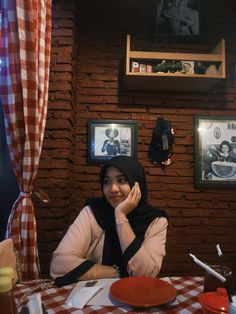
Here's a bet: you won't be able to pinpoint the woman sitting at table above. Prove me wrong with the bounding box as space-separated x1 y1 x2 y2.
50 156 168 286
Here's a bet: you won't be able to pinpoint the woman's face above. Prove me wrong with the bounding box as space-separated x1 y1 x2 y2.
102 166 131 208
221 144 229 155
108 130 115 139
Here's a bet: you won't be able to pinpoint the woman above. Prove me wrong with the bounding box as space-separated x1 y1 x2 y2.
101 128 121 156
50 156 168 286
218 140 232 161
204 140 233 179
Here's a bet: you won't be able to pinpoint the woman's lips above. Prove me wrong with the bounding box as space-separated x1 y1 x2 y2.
109 196 123 204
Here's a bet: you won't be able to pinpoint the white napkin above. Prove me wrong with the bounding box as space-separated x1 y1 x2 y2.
66 278 121 309
66 285 102 309
26 293 43 314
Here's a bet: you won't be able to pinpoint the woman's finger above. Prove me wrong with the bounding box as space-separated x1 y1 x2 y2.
131 182 141 202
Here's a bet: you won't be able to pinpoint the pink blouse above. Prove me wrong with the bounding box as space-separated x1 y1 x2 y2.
50 206 168 279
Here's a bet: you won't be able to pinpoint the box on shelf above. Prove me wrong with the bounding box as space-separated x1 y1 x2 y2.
181 61 195 74
131 61 140 72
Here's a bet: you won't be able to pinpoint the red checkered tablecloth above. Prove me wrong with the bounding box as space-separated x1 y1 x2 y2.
14 277 204 314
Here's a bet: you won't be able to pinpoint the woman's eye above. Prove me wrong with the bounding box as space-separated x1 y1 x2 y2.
118 177 128 183
103 179 111 185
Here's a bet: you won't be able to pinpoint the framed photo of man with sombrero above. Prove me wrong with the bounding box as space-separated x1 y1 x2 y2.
87 120 138 162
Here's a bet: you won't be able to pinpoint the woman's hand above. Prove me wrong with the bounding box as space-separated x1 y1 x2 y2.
115 182 141 217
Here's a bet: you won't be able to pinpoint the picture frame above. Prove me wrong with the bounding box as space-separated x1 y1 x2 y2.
87 120 138 163
152 0 207 43
195 116 236 189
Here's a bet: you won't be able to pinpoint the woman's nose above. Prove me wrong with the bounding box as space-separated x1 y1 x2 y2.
110 182 119 191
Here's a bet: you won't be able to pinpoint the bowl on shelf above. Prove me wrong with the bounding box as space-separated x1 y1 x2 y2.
211 161 236 178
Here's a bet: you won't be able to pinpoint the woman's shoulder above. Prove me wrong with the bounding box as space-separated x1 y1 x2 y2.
146 217 168 234
153 216 168 225
73 205 103 234
74 205 97 224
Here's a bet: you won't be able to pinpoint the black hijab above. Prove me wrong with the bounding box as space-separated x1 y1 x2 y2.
85 155 168 276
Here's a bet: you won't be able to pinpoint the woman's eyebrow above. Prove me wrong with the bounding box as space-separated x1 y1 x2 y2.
104 174 126 179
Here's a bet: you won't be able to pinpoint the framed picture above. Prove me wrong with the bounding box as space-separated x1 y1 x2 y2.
153 0 207 43
195 116 236 188
87 120 138 163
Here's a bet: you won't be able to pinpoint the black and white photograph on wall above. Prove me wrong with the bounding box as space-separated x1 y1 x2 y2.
154 0 207 42
87 120 138 162
195 116 236 188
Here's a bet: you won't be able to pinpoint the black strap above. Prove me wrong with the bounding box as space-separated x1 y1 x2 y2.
121 237 142 277
54 259 95 287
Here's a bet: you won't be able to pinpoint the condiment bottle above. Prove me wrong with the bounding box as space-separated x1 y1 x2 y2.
0 276 17 314
0 267 15 284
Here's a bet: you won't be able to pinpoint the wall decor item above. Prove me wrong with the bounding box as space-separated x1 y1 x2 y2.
87 120 138 162
195 116 236 188
153 0 207 43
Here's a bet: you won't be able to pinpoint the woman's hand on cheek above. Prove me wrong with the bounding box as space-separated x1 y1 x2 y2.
115 182 141 217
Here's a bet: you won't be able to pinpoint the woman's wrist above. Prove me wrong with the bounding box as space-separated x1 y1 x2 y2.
112 264 120 278
115 216 129 225
115 210 126 219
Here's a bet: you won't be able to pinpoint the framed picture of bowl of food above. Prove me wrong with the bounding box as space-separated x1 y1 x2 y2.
195 115 236 188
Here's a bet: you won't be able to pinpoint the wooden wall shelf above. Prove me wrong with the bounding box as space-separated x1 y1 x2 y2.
124 35 226 92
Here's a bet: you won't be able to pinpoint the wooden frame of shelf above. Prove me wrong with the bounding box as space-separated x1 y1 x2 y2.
124 34 226 92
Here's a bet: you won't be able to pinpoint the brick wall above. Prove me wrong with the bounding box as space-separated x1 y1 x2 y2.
35 0 236 278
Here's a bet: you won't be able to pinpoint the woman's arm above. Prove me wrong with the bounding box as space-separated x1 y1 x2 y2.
115 140 121 153
116 215 167 277
126 217 168 277
114 183 168 277
50 207 116 281
114 182 141 252
101 140 108 152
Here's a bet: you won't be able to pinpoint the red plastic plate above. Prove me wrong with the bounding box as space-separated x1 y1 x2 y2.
110 276 176 308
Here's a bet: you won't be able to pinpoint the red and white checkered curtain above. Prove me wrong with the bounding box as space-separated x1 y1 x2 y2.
0 0 52 280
